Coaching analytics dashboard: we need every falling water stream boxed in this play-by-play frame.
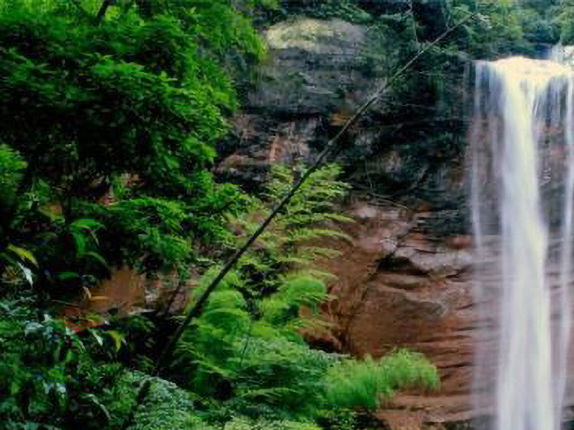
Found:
[471,57,574,429]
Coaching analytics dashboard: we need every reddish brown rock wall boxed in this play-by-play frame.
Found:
[315,198,475,427]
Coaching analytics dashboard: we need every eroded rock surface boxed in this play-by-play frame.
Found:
[218,17,389,189]
[311,199,475,428]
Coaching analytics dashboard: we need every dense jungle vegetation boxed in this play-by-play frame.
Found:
[1,0,573,429]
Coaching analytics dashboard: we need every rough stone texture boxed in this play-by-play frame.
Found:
[313,198,475,427]
[249,18,381,116]
[217,17,393,190]
[220,17,469,235]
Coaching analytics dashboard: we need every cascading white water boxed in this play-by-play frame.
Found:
[471,57,574,430]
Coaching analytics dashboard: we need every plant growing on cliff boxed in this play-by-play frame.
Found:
[324,351,439,411]
[165,165,438,426]
[170,165,350,410]
[224,164,352,289]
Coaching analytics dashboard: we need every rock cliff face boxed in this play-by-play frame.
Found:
[217,17,390,188]
[219,17,475,429]
[316,199,474,428]
[220,16,469,233]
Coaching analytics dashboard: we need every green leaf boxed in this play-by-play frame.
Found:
[56,271,80,280]
[7,245,38,267]
[90,330,104,347]
[72,232,86,256]
[105,330,125,352]
[72,218,103,230]
[84,251,109,269]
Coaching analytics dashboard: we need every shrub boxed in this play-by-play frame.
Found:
[123,372,201,430]
[0,0,264,295]
[0,299,134,429]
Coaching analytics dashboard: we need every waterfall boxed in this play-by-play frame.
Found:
[471,57,574,430]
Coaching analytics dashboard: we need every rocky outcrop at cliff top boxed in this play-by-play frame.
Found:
[249,18,381,116]
[218,17,389,188]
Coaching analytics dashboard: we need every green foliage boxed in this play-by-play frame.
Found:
[170,273,333,417]
[0,9,230,192]
[123,372,201,430]
[0,299,135,429]
[0,118,378,430]
[323,351,439,411]
[170,165,349,399]
[315,409,358,430]
[169,166,344,418]
[224,417,321,430]
[0,145,25,210]
[0,0,263,294]
[167,166,438,427]
[551,0,574,44]
[227,164,352,286]
[229,337,335,418]
[260,0,372,25]
[30,217,110,295]
[85,197,193,273]
[520,7,559,45]
[444,0,528,57]
[261,275,328,327]
[0,146,36,284]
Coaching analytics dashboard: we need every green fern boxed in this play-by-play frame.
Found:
[323,350,440,411]
[172,164,440,425]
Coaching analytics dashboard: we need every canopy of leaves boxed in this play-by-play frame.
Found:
[0,0,265,293]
